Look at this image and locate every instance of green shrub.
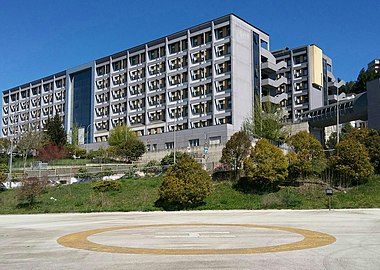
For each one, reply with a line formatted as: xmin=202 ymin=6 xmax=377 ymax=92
xmin=75 ymin=167 xmax=91 ymax=180
xmin=244 ymin=139 xmax=288 ymax=190
xmin=143 ymin=160 xmax=162 ymax=174
xmin=160 ymin=151 xmax=185 ymax=167
xmin=158 ymin=154 xmax=213 ymax=208
xmin=287 ymin=131 xmax=327 ymax=179
xmin=261 ymin=190 xmax=301 ymax=209
xmin=261 ymin=193 xmax=282 ymax=208
xmin=66 ymin=144 xmax=86 ymax=158
xmin=92 ymin=180 xmax=121 ymax=193
xmin=330 ymin=139 xmax=374 ymax=185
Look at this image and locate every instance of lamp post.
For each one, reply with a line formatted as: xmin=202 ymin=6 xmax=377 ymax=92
xmin=7 ymin=139 xmax=13 ymax=189
xmin=85 ymin=123 xmax=92 ymax=154
xmin=173 ymin=116 xmax=176 ymax=164
xmin=336 ymin=86 xmax=340 ymax=145
xmin=173 ymin=75 xmax=182 ymax=164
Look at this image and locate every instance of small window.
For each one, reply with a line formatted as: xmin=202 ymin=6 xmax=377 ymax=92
xmin=165 ymin=142 xmax=174 ymax=149
xmin=188 ymin=139 xmax=199 ymax=147
xmin=260 ymin=40 xmax=268 ymax=49
xmin=209 ymin=136 xmax=221 ymax=145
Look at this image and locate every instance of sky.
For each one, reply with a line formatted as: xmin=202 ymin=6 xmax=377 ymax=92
xmin=0 ymin=0 xmax=379 ymax=93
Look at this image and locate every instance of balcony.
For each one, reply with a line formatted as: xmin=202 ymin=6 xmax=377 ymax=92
xmin=261 ymin=60 xmax=287 ymax=73
xmin=262 ymin=93 xmax=288 ymax=104
xmin=261 ymin=76 xmax=288 ymax=89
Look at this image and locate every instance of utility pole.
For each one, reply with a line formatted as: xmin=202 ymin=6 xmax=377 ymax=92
xmin=174 ymin=75 xmax=182 ymax=164
xmin=336 ymin=86 xmax=340 ymax=145
xmin=7 ymin=139 xmax=13 ymax=189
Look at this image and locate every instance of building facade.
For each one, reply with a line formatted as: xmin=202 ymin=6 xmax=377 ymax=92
xmin=2 ymin=14 xmax=278 ymax=150
xmin=368 ymin=59 xmax=380 ymax=73
xmin=1 ymin=14 xmax=342 ymax=151
xmin=266 ymin=45 xmax=343 ymax=122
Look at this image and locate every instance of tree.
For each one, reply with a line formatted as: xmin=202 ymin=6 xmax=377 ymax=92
xmin=347 ymin=128 xmax=380 ymax=174
xmin=66 ymin=144 xmax=86 ymax=159
xmin=88 ymin=147 xmax=109 ymax=163
xmin=220 ymin=131 xmax=251 ymax=180
xmin=340 ymin=80 xmax=356 ymax=94
xmin=45 ymin=114 xmax=67 ymax=146
xmin=18 ymin=177 xmax=48 ymax=207
xmin=0 ymin=138 xmax=10 ymax=155
xmin=38 ymin=143 xmax=69 ymax=161
xmin=161 ymin=151 xmax=185 ymax=167
xmin=0 ymin=138 xmax=11 ymax=164
xmin=354 ymin=68 xmax=368 ymax=93
xmin=17 ymin=130 xmax=47 ymax=170
xmin=287 ymin=131 xmax=327 ymax=178
xmin=158 ymin=154 xmax=213 ymax=208
xmin=0 ymin=163 xmax=8 ymax=182
xmin=326 ymin=123 xmax=353 ymax=149
xmin=343 ymin=68 xmax=380 ymax=94
xmin=108 ymin=124 xmax=146 ymax=162
xmin=243 ymin=97 xmax=288 ymax=142
xmin=244 ymin=139 xmax=288 ymax=189
xmin=330 ymin=139 xmax=374 ymax=185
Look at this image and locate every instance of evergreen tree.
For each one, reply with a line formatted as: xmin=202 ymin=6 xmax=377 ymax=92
xmin=244 ymin=139 xmax=288 ymax=189
xmin=159 ymin=154 xmax=213 ymax=208
xmin=243 ymin=96 xmax=288 ymax=143
xmin=108 ymin=124 xmax=146 ymax=162
xmin=287 ymin=131 xmax=326 ymax=179
xmin=45 ymin=114 xmax=67 ymax=146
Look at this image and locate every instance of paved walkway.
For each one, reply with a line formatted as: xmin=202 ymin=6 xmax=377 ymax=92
xmin=1 ymin=209 xmax=380 ymax=269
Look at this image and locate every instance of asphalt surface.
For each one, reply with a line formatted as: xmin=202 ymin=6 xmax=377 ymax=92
xmin=1 ymin=209 xmax=380 ymax=269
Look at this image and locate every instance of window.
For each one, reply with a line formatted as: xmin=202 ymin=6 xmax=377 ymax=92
xmin=294 ymin=56 xmax=301 ymax=64
xmin=215 ymin=26 xmax=230 ymax=40
xmin=165 ymin=142 xmax=174 ymax=149
xmin=209 ymin=136 xmax=221 ymax=145
xmin=188 ymin=139 xmax=199 ymax=147
xmin=261 ymin=40 xmax=268 ymax=49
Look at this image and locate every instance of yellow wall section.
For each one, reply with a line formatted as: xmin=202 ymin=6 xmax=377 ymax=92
xmin=311 ymin=45 xmax=323 ymax=89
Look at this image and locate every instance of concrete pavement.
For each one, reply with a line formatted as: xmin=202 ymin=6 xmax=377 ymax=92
xmin=1 ymin=209 xmax=380 ymax=269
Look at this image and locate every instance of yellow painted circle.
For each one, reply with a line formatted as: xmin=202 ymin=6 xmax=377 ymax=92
xmin=57 ymin=224 xmax=335 ymax=255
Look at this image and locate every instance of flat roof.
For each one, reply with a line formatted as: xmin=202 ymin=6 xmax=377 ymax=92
xmin=3 ymin=13 xmax=268 ymax=93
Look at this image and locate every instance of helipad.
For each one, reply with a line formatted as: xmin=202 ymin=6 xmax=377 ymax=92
xmin=1 ymin=210 xmax=380 ymax=270
xmin=58 ymin=223 xmax=335 ymax=255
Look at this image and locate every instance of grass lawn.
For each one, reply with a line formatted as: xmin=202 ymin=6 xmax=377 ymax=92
xmin=1 ymin=175 xmax=380 ymax=214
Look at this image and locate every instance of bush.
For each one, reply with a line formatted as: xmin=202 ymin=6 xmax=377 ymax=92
xmin=158 ymin=154 xmax=213 ymax=208
xmin=244 ymin=139 xmax=288 ymax=191
xmin=261 ymin=193 xmax=282 ymax=208
xmin=0 ymin=163 xmax=8 ymax=182
xmin=92 ymin=180 xmax=121 ymax=193
xmin=143 ymin=160 xmax=162 ymax=174
xmin=18 ymin=177 xmax=48 ymax=206
xmin=330 ymin=139 xmax=374 ymax=185
xmin=160 ymin=151 xmax=185 ymax=167
xmin=38 ymin=143 xmax=69 ymax=161
xmin=261 ymin=190 xmax=302 ymax=209
xmin=66 ymin=144 xmax=87 ymax=158
xmin=220 ymin=131 xmax=251 ymax=181
xmin=287 ymin=131 xmax=326 ymax=179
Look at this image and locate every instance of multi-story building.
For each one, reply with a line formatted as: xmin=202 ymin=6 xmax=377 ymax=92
xmin=2 ymin=14 xmax=283 ymax=151
xmin=266 ymin=45 xmax=343 ymax=122
xmin=368 ymin=59 xmax=380 ymax=73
